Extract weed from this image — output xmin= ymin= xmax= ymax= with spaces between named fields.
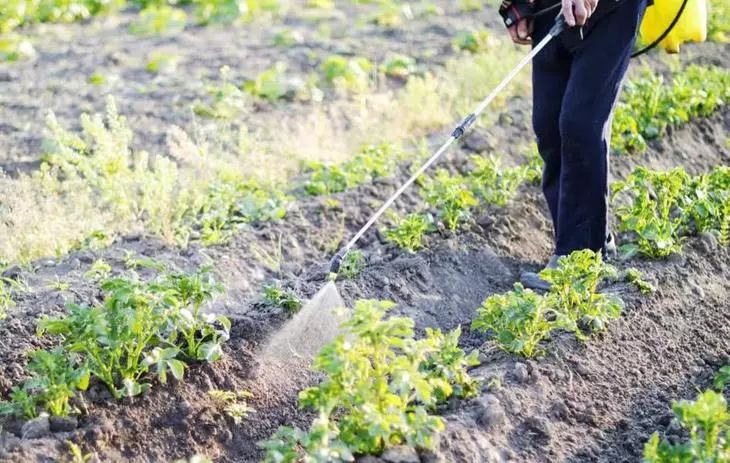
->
xmin=339 ymin=250 xmax=365 ymax=279
xmin=644 ymin=390 xmax=730 ymax=462
xmin=423 ymin=170 xmax=478 ymax=231
xmin=208 ymin=390 xmax=255 ymax=424
xmin=384 ymin=213 xmax=432 ymax=252
xmin=262 ymin=283 xmax=302 ymax=313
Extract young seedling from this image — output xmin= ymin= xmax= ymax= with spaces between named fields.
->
xmin=384 ymin=212 xmax=432 ymax=252
xmin=468 ymin=155 xmax=527 ymax=207
xmin=262 ymin=283 xmax=302 ymax=313
xmin=422 ymin=170 xmax=478 ymax=231
xmin=625 ymin=268 xmax=657 ymax=295
xmin=339 ymin=250 xmax=365 ymax=280
xmin=84 ymin=259 xmax=112 ymax=281
xmin=208 ymin=390 xmax=255 ymax=424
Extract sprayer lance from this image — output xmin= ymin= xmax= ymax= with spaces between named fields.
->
xmin=328 ymin=17 xmax=567 ymax=276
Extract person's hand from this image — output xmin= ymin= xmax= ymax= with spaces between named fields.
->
xmin=562 ymin=0 xmax=599 ymax=26
xmin=508 ymin=18 xmax=534 ymax=45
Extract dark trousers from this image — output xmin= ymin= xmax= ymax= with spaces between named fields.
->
xmin=531 ymin=0 xmax=646 ymax=256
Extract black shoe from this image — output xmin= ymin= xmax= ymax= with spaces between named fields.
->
xmin=520 ymin=255 xmax=562 ymax=291
xmin=605 ymin=232 xmax=617 ymax=258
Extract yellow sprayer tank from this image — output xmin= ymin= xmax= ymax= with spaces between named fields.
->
xmin=639 ymin=0 xmax=708 ymax=53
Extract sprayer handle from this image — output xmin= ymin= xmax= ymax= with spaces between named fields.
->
xmin=550 ymin=14 xmax=568 ymax=36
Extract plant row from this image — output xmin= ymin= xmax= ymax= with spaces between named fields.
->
xmin=0 ymin=265 xmax=229 ymax=418
xmin=261 ymin=299 xmax=481 ymax=462
xmin=383 ymin=150 xmax=543 ymax=252
xmin=612 ymin=164 xmax=730 ymax=258
xmin=612 ymin=64 xmax=729 ymax=154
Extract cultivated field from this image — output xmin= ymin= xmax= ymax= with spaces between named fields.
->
xmin=0 ymin=1 xmax=729 ymax=462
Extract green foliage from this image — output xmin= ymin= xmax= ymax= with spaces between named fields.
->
xmin=84 ymin=259 xmax=113 ymax=281
xmin=66 ymin=441 xmax=94 ymax=463
xmin=0 ymin=34 xmax=35 ymax=62
xmin=452 ymin=28 xmax=497 ymax=53
xmin=644 ymin=390 xmax=730 ymax=462
xmin=0 ymin=276 xmax=23 ymax=320
xmin=422 ymin=170 xmax=478 ymax=231
xmin=339 ymin=250 xmax=365 ymax=280
xmin=384 ymin=213 xmax=432 ymax=253
xmin=467 ymin=155 xmax=528 ymax=207
xmin=715 ymin=365 xmax=730 ymax=391
xmin=320 ymin=56 xmax=373 ymax=92
xmin=612 ymin=167 xmax=690 ymax=258
xmin=272 ymin=29 xmax=302 ymax=47
xmin=708 ymin=0 xmax=730 ymax=43
xmin=625 ymin=268 xmax=657 ymax=295
xmin=262 ymin=299 xmax=479 ymax=461
xmin=37 ymin=266 xmax=227 ymax=400
xmin=472 ymin=250 xmax=623 ymax=357
xmin=208 ymin=390 xmax=255 ymax=424
xmin=382 ymin=55 xmax=416 ymax=79
xmin=262 ymin=283 xmax=301 ymax=313
xmin=130 ymin=5 xmax=187 ymax=35
xmin=612 ymin=165 xmax=730 ymax=258
xmin=613 ymin=66 xmax=729 ymax=153
xmin=0 ymin=349 xmax=89 ymax=418
xmin=304 ymin=144 xmax=399 ymax=196
xmin=243 ymin=62 xmax=295 ymax=101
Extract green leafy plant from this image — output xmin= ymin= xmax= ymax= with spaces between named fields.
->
xmin=320 ymin=56 xmax=373 ymax=92
xmin=472 ymin=250 xmax=623 ymax=357
xmin=304 ymin=144 xmax=399 ymax=196
xmin=714 ymin=365 xmax=730 ymax=391
xmin=208 ymin=389 xmax=255 ymax=424
xmin=423 ymin=170 xmax=478 ymax=231
xmin=38 ymin=266 xmax=226 ymax=399
xmin=612 ymin=66 xmax=729 ymax=153
xmin=625 ymin=268 xmax=656 ymax=295
xmin=468 ymin=155 xmax=528 ymax=207
xmin=384 ymin=212 xmax=432 ymax=252
xmin=612 ymin=167 xmax=690 ymax=258
xmin=262 ymin=299 xmax=478 ymax=461
xmin=130 ymin=5 xmax=187 ymax=35
xmin=452 ymin=28 xmax=497 ymax=53
xmin=243 ymin=62 xmax=297 ymax=101
xmin=472 ymin=283 xmax=567 ymax=357
xmin=84 ymin=259 xmax=113 ymax=281
xmin=65 ymin=441 xmax=94 ymax=463
xmin=339 ymin=250 xmax=365 ymax=279
xmin=0 ymin=349 xmax=89 ymax=418
xmin=644 ymin=390 xmax=730 ymax=462
xmin=262 ymin=283 xmax=302 ymax=313
xmin=420 ymin=327 xmax=481 ymax=401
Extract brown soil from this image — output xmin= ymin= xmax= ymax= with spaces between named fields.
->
xmin=0 ymin=4 xmax=729 ymax=463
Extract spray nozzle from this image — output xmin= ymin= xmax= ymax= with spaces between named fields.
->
xmin=328 ymin=249 xmax=347 ymax=278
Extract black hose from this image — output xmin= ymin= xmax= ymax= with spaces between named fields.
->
xmin=631 ymin=0 xmax=691 ymax=58
xmin=533 ymin=0 xmax=691 ymax=59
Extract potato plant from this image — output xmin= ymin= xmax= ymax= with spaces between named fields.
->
xmin=612 ymin=65 xmax=729 ymax=153
xmin=262 ymin=299 xmax=479 ymax=461
xmin=384 ymin=212 xmax=432 ymax=252
xmin=467 ymin=155 xmax=528 ymax=207
xmin=422 ymin=170 xmax=478 ymax=231
xmin=304 ymin=143 xmax=399 ymax=196
xmin=262 ymin=283 xmax=302 ymax=313
xmin=472 ymin=250 xmax=623 ymax=357
xmin=31 ymin=266 xmax=227 ymax=403
xmin=339 ymin=250 xmax=365 ymax=279
xmin=644 ymin=389 xmax=730 ymax=462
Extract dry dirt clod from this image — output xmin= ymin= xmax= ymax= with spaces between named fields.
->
xmin=49 ymin=416 xmax=78 ymax=433
xmin=476 ymin=395 xmax=506 ymax=430
xmin=512 ymin=362 xmax=529 ymax=383
xmin=698 ymin=231 xmax=718 ymax=252
xmin=21 ymin=416 xmax=50 ymax=439
xmin=1 ymin=265 xmax=23 ymax=280
xmin=380 ymin=446 xmax=420 ymax=463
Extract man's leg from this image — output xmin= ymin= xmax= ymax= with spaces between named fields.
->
xmin=531 ymin=18 xmax=572 ymax=236
xmin=555 ymin=0 xmax=647 ymax=256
